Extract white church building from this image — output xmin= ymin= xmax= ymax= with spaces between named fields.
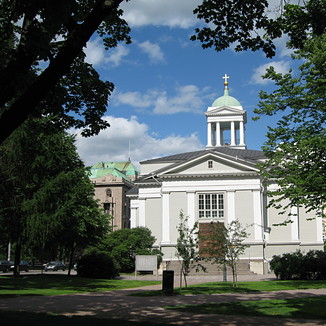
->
xmin=127 ymin=75 xmax=323 ymax=274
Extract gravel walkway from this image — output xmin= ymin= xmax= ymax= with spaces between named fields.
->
xmin=1 ymin=274 xmax=326 ymax=326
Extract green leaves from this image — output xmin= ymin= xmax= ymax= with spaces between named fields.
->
xmin=192 ymin=1 xmax=326 ymax=58
xmin=256 ymin=34 xmax=326 ymax=215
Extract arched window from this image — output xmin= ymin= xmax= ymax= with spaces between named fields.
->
xmin=106 ymin=188 xmax=112 ymax=197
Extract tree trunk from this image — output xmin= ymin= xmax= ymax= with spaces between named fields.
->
xmin=68 ymin=242 xmax=75 ymax=276
xmin=14 ymin=242 xmax=22 ymax=277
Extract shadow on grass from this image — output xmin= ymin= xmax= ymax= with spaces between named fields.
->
xmin=0 ymin=274 xmax=161 ymax=297
xmin=166 ymin=296 xmax=326 ymax=320
xmin=129 ymin=284 xmax=261 ymax=297
xmin=0 ymin=311 xmax=168 ymax=326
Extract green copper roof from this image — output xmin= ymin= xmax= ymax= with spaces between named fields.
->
xmin=89 ymin=161 xmax=139 ymax=181
xmin=212 ymin=87 xmax=241 ymax=107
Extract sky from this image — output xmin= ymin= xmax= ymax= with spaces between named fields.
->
xmin=73 ymin=0 xmax=293 ymax=169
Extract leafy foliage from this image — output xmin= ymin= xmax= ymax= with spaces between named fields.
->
xmin=94 ymin=227 xmax=162 ymax=273
xmin=270 ymin=250 xmax=326 ymax=280
xmin=0 ymin=117 xmax=108 ymax=274
xmin=77 ymin=250 xmax=119 ymax=279
xmin=192 ymin=0 xmax=326 ymax=58
xmin=255 ymin=34 xmax=326 ymax=216
xmin=176 ymin=210 xmax=204 ymax=288
xmin=0 ymin=0 xmax=131 ymax=142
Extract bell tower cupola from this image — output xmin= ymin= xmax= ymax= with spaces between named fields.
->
xmin=206 ymin=74 xmax=247 ymax=149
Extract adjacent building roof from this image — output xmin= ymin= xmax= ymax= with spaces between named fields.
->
xmin=89 ymin=161 xmax=139 ymax=181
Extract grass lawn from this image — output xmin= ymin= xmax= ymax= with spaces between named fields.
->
xmin=166 ymin=296 xmax=326 ymax=320
xmin=0 ymin=274 xmax=161 ymax=297
xmin=131 ymin=280 xmax=326 ymax=296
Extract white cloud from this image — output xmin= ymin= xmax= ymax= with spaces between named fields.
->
xmin=121 ymin=0 xmax=201 ymax=28
xmin=138 ymin=41 xmax=165 ymax=63
xmin=72 ymin=116 xmax=203 ymax=168
xmin=251 ymin=60 xmax=291 ymax=85
xmin=84 ymin=39 xmax=105 ymax=65
xmin=84 ymin=39 xmax=129 ymax=67
xmin=113 ymin=85 xmax=214 ymax=114
xmin=106 ymin=44 xmax=130 ymax=67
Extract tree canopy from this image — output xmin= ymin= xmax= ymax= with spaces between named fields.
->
xmin=256 ymin=34 xmax=326 ymax=215
xmin=0 ymin=0 xmax=130 ymax=143
xmin=0 ymin=117 xmax=109 ymax=274
xmin=191 ymin=0 xmax=326 ymax=58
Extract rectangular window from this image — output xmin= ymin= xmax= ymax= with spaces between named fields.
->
xmin=208 ymin=160 xmax=213 ymax=168
xmin=198 ymin=193 xmax=224 ymax=219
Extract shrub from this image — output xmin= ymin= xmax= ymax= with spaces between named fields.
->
xmin=270 ymin=250 xmax=326 ymax=280
xmin=97 ymin=227 xmax=163 ymax=273
xmin=77 ymin=250 xmax=119 ymax=279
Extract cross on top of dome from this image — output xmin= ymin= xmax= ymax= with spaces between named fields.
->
xmin=222 ymin=73 xmax=230 ymax=87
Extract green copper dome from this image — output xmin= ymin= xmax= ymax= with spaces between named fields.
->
xmin=212 ymin=88 xmax=241 ymax=107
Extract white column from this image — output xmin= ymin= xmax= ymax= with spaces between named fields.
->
xmin=230 ymin=121 xmax=235 ymax=146
xmin=227 ymin=191 xmax=235 ymax=224
xmin=207 ymin=122 xmax=212 ymax=147
xmin=187 ymin=191 xmax=196 ymax=229
xmin=253 ymin=190 xmax=263 ymax=241
xmin=138 ymin=198 xmax=146 ymax=227
xmin=290 ymin=206 xmax=299 ymax=241
xmin=162 ymin=192 xmax=170 ymax=243
xmin=239 ymin=121 xmax=245 ymax=146
xmin=216 ymin=122 xmax=221 ymax=147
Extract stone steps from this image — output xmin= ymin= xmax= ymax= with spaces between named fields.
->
xmin=164 ymin=260 xmax=255 ymax=276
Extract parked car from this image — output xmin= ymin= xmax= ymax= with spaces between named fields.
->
xmin=0 ymin=260 xmax=12 ymax=272
xmin=9 ymin=260 xmax=30 ymax=272
xmin=44 ymin=261 xmax=66 ymax=271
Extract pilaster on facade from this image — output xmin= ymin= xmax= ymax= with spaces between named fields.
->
xmin=227 ymin=190 xmax=236 ymax=224
xmin=290 ymin=206 xmax=299 ymax=241
xmin=253 ymin=189 xmax=263 ymax=241
xmin=130 ymin=204 xmax=138 ymax=228
xmin=138 ymin=198 xmax=146 ymax=227
xmin=186 ymin=191 xmax=196 ymax=229
xmin=161 ymin=192 xmax=170 ymax=243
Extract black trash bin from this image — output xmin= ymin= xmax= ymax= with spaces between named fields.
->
xmin=162 ymin=270 xmax=174 ymax=295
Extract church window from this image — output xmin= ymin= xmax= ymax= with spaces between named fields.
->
xmin=199 ymin=193 xmax=224 ymax=218
xmin=208 ymin=160 xmax=213 ymax=168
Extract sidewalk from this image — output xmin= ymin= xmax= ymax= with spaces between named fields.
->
xmin=1 ymin=274 xmax=326 ymax=325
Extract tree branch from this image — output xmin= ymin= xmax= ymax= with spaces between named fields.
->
xmin=0 ymin=0 xmax=124 ymax=144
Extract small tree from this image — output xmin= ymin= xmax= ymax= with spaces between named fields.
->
xmin=201 ymin=220 xmax=249 ymax=287
xmin=176 ymin=210 xmax=205 ymax=288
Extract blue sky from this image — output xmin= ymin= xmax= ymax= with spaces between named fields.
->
xmin=74 ymin=0 xmax=292 ymax=168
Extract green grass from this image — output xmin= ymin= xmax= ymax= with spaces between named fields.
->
xmin=130 ymin=280 xmax=326 ymax=296
xmin=166 ymin=296 xmax=326 ymax=320
xmin=0 ymin=274 xmax=161 ymax=297
xmin=0 ymin=311 xmax=169 ymax=326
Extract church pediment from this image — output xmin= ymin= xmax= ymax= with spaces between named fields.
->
xmin=157 ymin=151 xmax=259 ymax=178
xmin=206 ymin=106 xmax=245 ymax=116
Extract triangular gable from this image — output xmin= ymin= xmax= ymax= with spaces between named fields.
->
xmin=206 ymin=106 xmax=245 ymax=116
xmin=157 ymin=151 xmax=259 ymax=177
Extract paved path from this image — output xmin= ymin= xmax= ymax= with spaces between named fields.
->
xmin=1 ymin=274 xmax=326 ymax=325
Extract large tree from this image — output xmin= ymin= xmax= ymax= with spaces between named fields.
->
xmin=0 ymin=117 xmax=109 ymax=275
xmin=255 ymin=34 xmax=326 ymax=215
xmin=0 ymin=0 xmax=130 ymax=143
xmin=192 ymin=0 xmax=326 ymax=215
